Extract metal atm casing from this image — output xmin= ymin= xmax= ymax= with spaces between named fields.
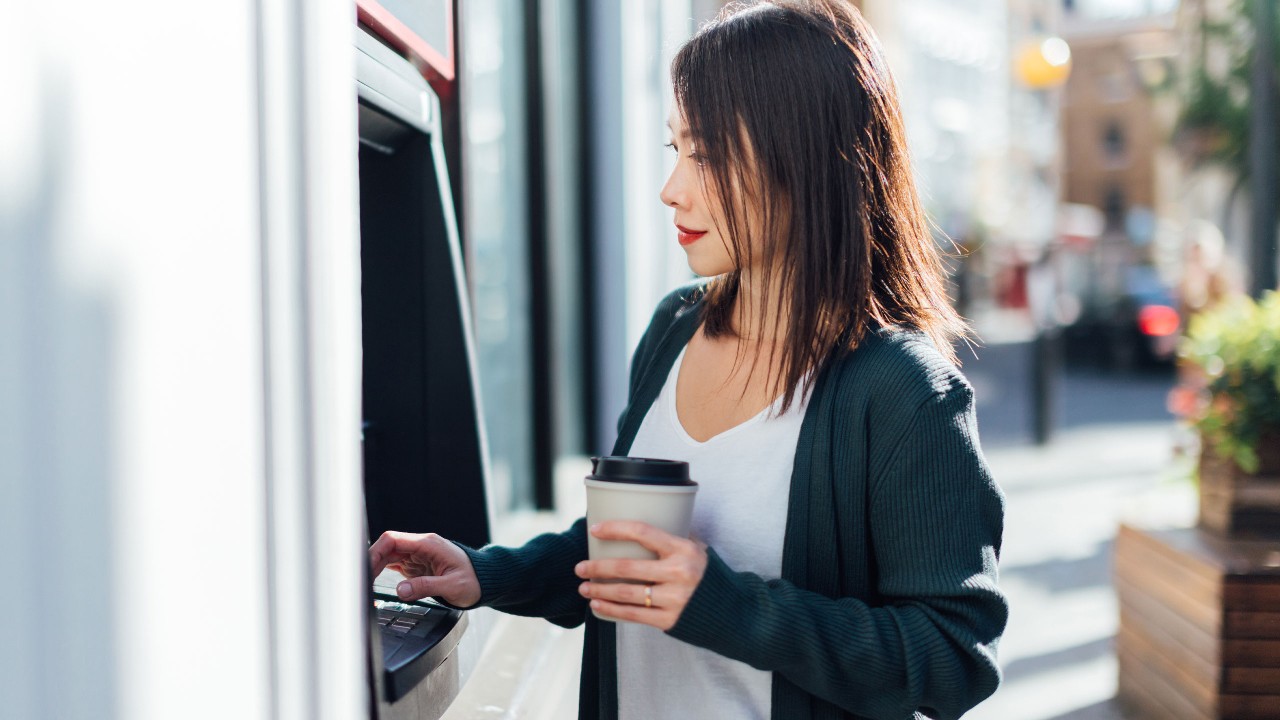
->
xmin=355 ymin=17 xmax=490 ymax=720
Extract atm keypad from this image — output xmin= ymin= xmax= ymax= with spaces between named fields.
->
xmin=374 ymin=599 xmax=441 ymax=635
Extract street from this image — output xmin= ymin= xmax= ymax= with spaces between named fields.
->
xmin=968 ymin=363 xmax=1193 ymax=719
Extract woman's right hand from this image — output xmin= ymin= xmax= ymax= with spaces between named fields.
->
xmin=369 ymin=531 xmax=482 ymax=608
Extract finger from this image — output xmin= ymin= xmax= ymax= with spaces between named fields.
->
xmin=369 ymin=531 xmax=422 ymax=576
xmin=588 ymin=598 xmax=668 ymax=628
xmin=400 ymin=562 xmax=429 ymax=577
xmin=371 ymin=530 xmax=449 ymax=578
xmin=395 ymin=574 xmax=447 ymax=602
xmin=590 ymin=521 xmax=683 ymax=557
xmin=371 ymin=548 xmax=400 ymax=578
xmin=575 ymin=558 xmax=666 ymax=583
xmin=579 ymin=581 xmax=660 ymax=607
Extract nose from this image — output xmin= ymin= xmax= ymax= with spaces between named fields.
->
xmin=660 ymin=164 xmax=686 ymax=210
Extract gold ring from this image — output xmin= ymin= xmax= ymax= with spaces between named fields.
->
xmin=644 ymin=585 xmax=653 ymax=608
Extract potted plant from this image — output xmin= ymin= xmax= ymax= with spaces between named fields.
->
xmin=1177 ymin=291 xmax=1280 ymax=536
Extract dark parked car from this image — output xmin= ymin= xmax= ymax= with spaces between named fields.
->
xmin=1065 ymin=265 xmax=1180 ymax=370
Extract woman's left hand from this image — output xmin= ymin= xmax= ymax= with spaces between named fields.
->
xmin=575 ymin=521 xmax=708 ymax=631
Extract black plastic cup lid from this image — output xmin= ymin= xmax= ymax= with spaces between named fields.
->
xmin=588 ymin=456 xmax=695 ymax=486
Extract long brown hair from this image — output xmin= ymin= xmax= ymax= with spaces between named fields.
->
xmin=671 ymin=0 xmax=968 ymax=412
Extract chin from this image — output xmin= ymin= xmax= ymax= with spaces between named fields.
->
xmin=686 ymin=257 xmax=735 ymax=278
xmin=683 ymin=243 xmax=735 ymax=278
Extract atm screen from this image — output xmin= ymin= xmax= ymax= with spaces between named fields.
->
xmin=358 ymin=121 xmax=490 ymax=548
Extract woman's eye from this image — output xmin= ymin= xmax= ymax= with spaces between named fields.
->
xmin=665 ymin=142 xmax=707 ymax=167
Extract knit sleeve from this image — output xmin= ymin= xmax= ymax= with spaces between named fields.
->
xmin=451 ymin=518 xmax=591 ymax=629
xmin=665 ymin=383 xmax=1008 ymax=720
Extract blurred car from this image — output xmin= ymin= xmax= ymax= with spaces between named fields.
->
xmin=1065 ymin=265 xmax=1180 ymax=370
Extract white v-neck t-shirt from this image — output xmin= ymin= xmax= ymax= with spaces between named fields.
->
xmin=616 ymin=346 xmax=808 ymax=720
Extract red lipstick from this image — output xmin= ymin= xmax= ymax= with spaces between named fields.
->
xmin=676 ymin=225 xmax=707 ymax=246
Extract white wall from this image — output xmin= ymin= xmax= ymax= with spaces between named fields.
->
xmin=0 ymin=1 xmax=365 ymax=718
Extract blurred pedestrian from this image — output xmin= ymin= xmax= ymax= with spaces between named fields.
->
xmin=1178 ymin=220 xmax=1239 ymax=320
xmin=371 ymin=2 xmax=1007 ymax=718
xmin=1168 ymin=220 xmax=1242 ymax=424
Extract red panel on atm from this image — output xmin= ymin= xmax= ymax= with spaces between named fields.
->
xmin=357 ymin=0 xmax=454 ymax=89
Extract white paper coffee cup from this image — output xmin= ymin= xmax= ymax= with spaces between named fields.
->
xmin=583 ymin=456 xmax=698 ymax=621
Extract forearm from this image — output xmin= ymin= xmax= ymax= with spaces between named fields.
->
xmin=455 ymin=517 xmax=591 ymax=628
xmin=667 ymin=550 xmax=1004 ymax=719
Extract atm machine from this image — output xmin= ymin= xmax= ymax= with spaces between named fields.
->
xmin=353 ymin=5 xmax=492 ymax=718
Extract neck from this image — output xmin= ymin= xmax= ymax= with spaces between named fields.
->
xmin=731 ymin=269 xmax=788 ymax=342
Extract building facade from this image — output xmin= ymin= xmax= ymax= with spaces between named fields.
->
xmin=1059 ymin=8 xmax=1180 ymax=316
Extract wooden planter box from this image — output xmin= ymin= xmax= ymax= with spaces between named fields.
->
xmin=1115 ymin=525 xmax=1280 ymax=719
xmin=1199 ymin=433 xmax=1280 ymax=538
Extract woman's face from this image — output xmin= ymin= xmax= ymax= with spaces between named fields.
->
xmin=661 ymin=108 xmax=737 ymax=277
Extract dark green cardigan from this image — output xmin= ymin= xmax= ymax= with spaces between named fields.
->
xmin=457 ymin=284 xmax=1008 ymax=720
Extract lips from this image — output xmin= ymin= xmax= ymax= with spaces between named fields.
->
xmin=676 ymin=224 xmax=707 ymax=246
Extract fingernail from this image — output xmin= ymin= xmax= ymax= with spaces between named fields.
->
xmin=579 ymin=582 xmax=591 ymax=596
xmin=590 ymin=600 xmax=601 ymax=609
xmin=590 ymin=523 xmax=601 ymax=534
xmin=397 ymin=581 xmax=412 ymax=598
xmin=575 ymin=562 xmax=586 ymax=575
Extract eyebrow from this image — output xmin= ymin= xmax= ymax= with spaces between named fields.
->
xmin=665 ymin=120 xmax=691 ymax=139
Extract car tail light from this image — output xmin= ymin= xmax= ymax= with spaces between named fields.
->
xmin=1138 ymin=305 xmax=1179 ymax=336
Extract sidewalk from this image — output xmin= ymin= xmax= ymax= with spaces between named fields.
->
xmin=968 ymin=420 xmax=1195 ymax=720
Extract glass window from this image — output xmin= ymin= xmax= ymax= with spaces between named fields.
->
xmin=619 ymin=0 xmax=697 ymax=356
xmin=461 ymin=1 xmax=533 ymax=512
xmin=539 ymin=0 xmax=588 ymax=458
xmin=1102 ymin=120 xmax=1127 ymax=163
xmin=587 ymin=0 xmax=696 ymax=452
xmin=1104 ymin=186 xmax=1126 ymax=230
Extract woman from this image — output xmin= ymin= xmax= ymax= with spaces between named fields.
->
xmin=369 ymin=2 xmax=1007 ymax=718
